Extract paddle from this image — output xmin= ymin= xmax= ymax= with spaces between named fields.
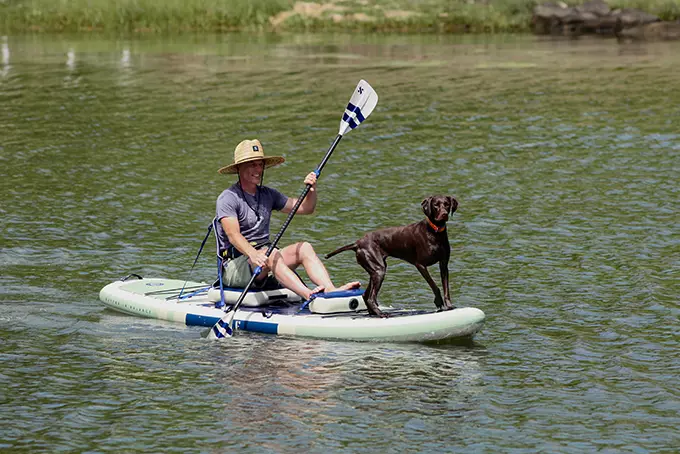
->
xmin=207 ymin=79 xmax=379 ymax=340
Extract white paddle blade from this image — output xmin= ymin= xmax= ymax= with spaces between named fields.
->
xmin=206 ymin=314 xmax=234 ymax=340
xmin=338 ymin=79 xmax=379 ymax=136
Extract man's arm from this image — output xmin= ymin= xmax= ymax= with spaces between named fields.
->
xmin=281 ymin=172 xmax=317 ymax=214
xmin=220 ymin=217 xmax=268 ymax=268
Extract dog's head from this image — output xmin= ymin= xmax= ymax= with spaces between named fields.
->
xmin=421 ymin=195 xmax=458 ymax=223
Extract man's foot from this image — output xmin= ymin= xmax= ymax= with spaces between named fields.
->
xmin=329 ymin=281 xmax=361 ymax=292
xmin=306 ymin=285 xmax=325 ymax=300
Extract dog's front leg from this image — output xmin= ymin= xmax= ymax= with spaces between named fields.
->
xmin=416 ymin=264 xmax=445 ymax=310
xmin=439 ymin=260 xmax=453 ymax=310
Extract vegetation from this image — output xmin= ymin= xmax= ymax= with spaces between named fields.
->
xmin=1 ymin=0 xmax=679 ymax=34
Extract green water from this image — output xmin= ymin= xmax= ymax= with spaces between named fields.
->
xmin=1 ymin=33 xmax=679 ymax=452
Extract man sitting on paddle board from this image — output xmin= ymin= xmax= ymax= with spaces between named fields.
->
xmin=216 ymin=139 xmax=360 ymax=300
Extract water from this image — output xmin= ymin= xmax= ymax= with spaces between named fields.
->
xmin=1 ymin=33 xmax=679 ymax=452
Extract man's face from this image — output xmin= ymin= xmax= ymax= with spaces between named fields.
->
xmin=238 ymin=159 xmax=265 ymax=185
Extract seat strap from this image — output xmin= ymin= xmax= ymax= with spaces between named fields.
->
xmin=177 ymin=221 xmax=214 ymax=300
xmin=213 ymin=217 xmax=228 ymax=309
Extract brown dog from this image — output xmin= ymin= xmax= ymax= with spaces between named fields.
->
xmin=325 ymin=195 xmax=458 ymax=317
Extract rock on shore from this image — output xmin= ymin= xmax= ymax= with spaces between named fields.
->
xmin=532 ymin=0 xmax=679 ymax=40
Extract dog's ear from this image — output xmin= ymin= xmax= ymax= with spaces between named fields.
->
xmin=448 ymin=196 xmax=458 ymax=215
xmin=421 ymin=197 xmax=433 ymax=219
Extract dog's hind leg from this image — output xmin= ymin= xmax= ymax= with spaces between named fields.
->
xmin=415 ymin=264 xmax=445 ymax=311
xmin=356 ymin=249 xmax=388 ymax=318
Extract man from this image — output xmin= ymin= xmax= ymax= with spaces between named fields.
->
xmin=216 ymin=139 xmax=360 ymax=300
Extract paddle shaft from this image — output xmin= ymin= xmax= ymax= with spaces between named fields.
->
xmin=224 ymin=133 xmax=344 ymax=325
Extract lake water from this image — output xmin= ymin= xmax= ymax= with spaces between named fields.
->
xmin=1 ymin=33 xmax=679 ymax=452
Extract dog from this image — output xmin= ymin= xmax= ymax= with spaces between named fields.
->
xmin=325 ymin=195 xmax=458 ymax=317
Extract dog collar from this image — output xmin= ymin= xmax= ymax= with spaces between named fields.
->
xmin=426 ymin=218 xmax=446 ymax=233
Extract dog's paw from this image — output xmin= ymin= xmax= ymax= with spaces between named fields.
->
xmin=370 ymin=310 xmax=389 ymax=318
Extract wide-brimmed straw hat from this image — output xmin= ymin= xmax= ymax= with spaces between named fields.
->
xmin=218 ymin=139 xmax=285 ymax=175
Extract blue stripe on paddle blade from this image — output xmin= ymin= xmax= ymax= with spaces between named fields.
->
xmin=342 ymin=112 xmax=358 ymax=129
xmin=346 ymin=102 xmax=366 ymax=123
xmin=343 ymin=103 xmax=365 ymax=128
xmin=212 ymin=318 xmax=234 ymax=338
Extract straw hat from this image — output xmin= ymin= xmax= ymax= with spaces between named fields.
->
xmin=218 ymin=139 xmax=285 ymax=175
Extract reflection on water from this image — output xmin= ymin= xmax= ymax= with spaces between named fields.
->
xmin=1 ymin=33 xmax=679 ymax=452
xmin=66 ymin=47 xmax=75 ymax=70
xmin=202 ymin=336 xmax=485 ymax=450
xmin=121 ymin=48 xmax=131 ymax=69
xmin=1 ymin=36 xmax=9 ymax=77
xmin=3 ymin=33 xmax=680 ymax=75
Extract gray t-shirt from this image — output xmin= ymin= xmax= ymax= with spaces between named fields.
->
xmin=215 ymin=183 xmax=288 ymax=256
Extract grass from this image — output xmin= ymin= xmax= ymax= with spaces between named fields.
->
xmin=0 ymin=0 xmax=293 ymax=33
xmin=1 ymin=0 xmax=679 ymax=34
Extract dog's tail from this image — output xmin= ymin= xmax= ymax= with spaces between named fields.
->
xmin=325 ymin=243 xmax=357 ymax=259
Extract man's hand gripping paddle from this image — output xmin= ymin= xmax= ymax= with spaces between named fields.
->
xmin=207 ymin=80 xmax=379 ymax=340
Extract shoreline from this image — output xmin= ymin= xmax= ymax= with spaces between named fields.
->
xmin=2 ymin=0 xmax=679 ymax=35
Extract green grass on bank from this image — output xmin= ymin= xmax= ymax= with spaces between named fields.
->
xmin=1 ymin=0 xmax=679 ymax=34
xmin=0 ymin=0 xmax=292 ymax=33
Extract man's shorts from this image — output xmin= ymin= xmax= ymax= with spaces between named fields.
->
xmin=222 ymin=255 xmax=278 ymax=289
xmin=222 ymin=255 xmax=255 ymax=289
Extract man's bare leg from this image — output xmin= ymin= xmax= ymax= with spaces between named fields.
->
xmin=255 ymin=249 xmax=322 ymax=300
xmin=279 ymin=242 xmax=360 ymax=292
